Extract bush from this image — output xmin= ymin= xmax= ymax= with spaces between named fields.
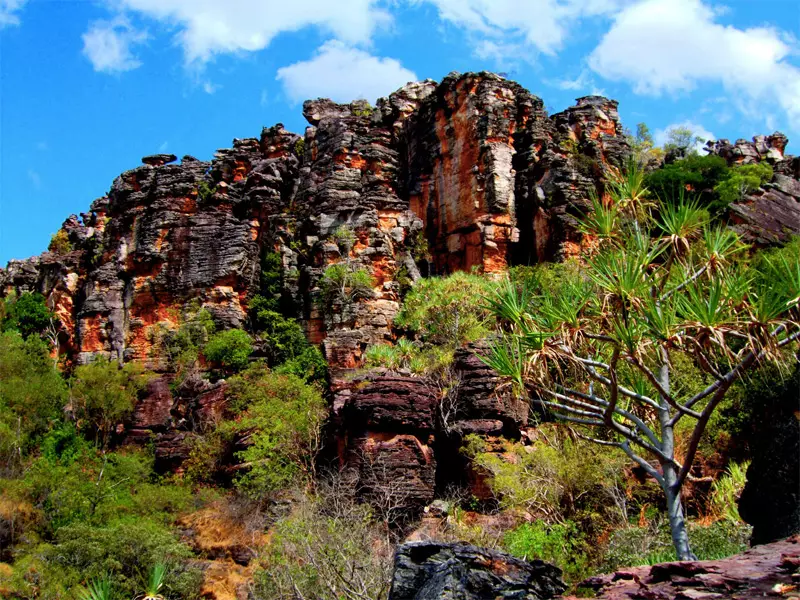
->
xmin=70 ymin=358 xmax=149 ymax=446
xmin=225 ymin=364 xmax=327 ymax=496
xmin=253 ymin=480 xmax=392 ymax=600
xmin=503 ymin=520 xmax=591 ymax=583
xmin=274 ymin=345 xmax=328 ymax=386
xmin=644 ymin=154 xmax=730 ymax=214
xmin=714 ymin=163 xmax=773 ymax=208
xmin=1 ymin=292 xmax=54 ymax=339
xmin=602 ymin=520 xmax=751 ymax=570
xmin=0 ymin=332 xmax=67 ymax=464
xmin=248 ymin=300 xmax=308 ymax=364
xmin=465 ymin=427 xmax=628 ymax=524
xmin=48 ymin=230 xmax=73 ymax=255
xmin=394 ymin=271 xmax=494 ymax=346
xmin=318 ymin=263 xmax=374 ymax=307
xmin=709 ymin=461 xmax=749 ymax=523
xmin=203 ymin=329 xmax=253 ymax=373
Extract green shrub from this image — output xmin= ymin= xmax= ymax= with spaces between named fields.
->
xmin=225 ymin=364 xmax=327 ymax=496
xmin=714 ymin=163 xmax=773 ymax=208
xmin=0 ymin=332 xmax=67 ymax=462
xmin=394 ymin=271 xmax=494 ymax=346
xmin=644 ymin=154 xmax=730 ymax=214
xmin=503 ymin=520 xmax=591 ymax=583
xmin=602 ymin=520 xmax=751 ymax=570
xmin=253 ymin=487 xmax=391 ymax=600
xmin=318 ymin=263 xmax=374 ymax=307
xmin=465 ymin=427 xmax=628 ymax=524
xmin=196 ymin=180 xmax=216 ymax=203
xmin=274 ymin=345 xmax=328 ymax=386
xmin=50 ymin=517 xmax=202 ymax=598
xmin=70 ymin=358 xmax=149 ymax=446
xmin=709 ymin=461 xmax=750 ymax=523
xmin=248 ymin=301 xmax=308 ymax=363
xmin=2 ymin=292 xmax=54 ymax=339
xmin=203 ymin=329 xmax=253 ymax=373
xmin=48 ymin=229 xmax=73 ymax=255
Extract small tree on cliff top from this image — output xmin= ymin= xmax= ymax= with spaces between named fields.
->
xmin=483 ymin=160 xmax=800 ymax=560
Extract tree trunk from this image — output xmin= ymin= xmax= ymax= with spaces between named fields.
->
xmin=663 ymin=462 xmax=697 ymax=561
xmin=656 ymin=352 xmax=697 ymax=561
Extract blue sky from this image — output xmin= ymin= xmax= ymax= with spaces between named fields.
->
xmin=1 ymin=0 xmax=799 ymax=264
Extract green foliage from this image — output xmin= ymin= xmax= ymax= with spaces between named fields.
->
xmin=645 ymin=154 xmax=730 ymax=213
xmin=253 ymin=486 xmax=391 ymax=600
xmin=2 ymin=292 xmax=54 ymax=339
xmin=48 ymin=229 xmax=74 ymax=255
xmin=293 ymin=137 xmax=305 ymax=157
xmin=503 ymin=520 xmax=591 ymax=583
xmin=274 ymin=345 xmax=328 ymax=386
xmin=142 ymin=562 xmax=168 ymax=600
xmin=318 ymin=263 xmax=374 ymax=307
xmin=363 ymin=340 xmax=454 ymax=376
xmin=70 ymin=358 xmax=149 ymax=445
xmin=395 ymin=271 xmax=493 ymax=346
xmin=0 ymin=332 xmax=67 ymax=464
xmin=0 ymin=446 xmax=201 ymax=599
xmin=602 ymin=521 xmax=751 ymax=570
xmin=249 ymin=300 xmax=307 ymax=362
xmin=465 ymin=428 xmax=628 ymax=525
xmin=203 ymin=329 xmax=253 ymax=373
xmin=153 ymin=305 xmax=215 ymax=377
xmin=258 ymin=251 xmax=284 ymax=313
xmin=330 ymin=225 xmax=357 ymax=253
xmin=76 ymin=575 xmax=114 ymax=600
xmin=224 ymin=363 xmax=327 ymax=496
xmin=714 ymin=162 xmax=773 ymax=207
xmin=662 ymin=126 xmax=704 ymax=154
xmin=350 ymin=100 xmax=374 ymax=118
xmin=710 ymin=461 xmax=750 ymax=523
xmin=196 ymin=180 xmax=216 ymax=203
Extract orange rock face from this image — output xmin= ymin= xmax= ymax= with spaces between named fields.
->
xmin=0 ymin=73 xmax=633 ymax=373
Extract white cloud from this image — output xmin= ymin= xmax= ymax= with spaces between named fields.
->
xmin=589 ymin=0 xmax=800 ymax=129
xmin=108 ymin=0 xmax=391 ymax=64
xmin=0 ymin=0 xmax=27 ymax=28
xmin=202 ymin=81 xmax=219 ymax=94
xmin=654 ymin=121 xmax=715 ymax=153
xmin=276 ymin=40 xmax=416 ymax=104
xmin=82 ymin=17 xmax=147 ymax=73
xmin=419 ymin=0 xmax=626 ymax=58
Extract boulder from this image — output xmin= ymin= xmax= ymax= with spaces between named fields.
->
xmin=389 ymin=541 xmax=566 ymax=600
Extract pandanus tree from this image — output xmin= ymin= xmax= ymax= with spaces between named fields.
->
xmin=484 ymin=160 xmax=800 ymax=560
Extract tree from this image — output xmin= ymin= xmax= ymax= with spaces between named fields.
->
xmin=202 ymin=329 xmax=253 ymax=373
xmin=663 ymin=126 xmax=704 ymax=155
xmin=2 ymin=291 xmax=54 ymax=339
xmin=70 ymin=358 xmax=149 ymax=446
xmin=484 ymin=161 xmax=800 ymax=560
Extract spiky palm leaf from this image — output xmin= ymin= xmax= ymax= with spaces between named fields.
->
xmin=77 ymin=576 xmax=113 ymax=600
xmin=484 ymin=277 xmax=533 ymax=325
xmin=578 ymin=192 xmax=620 ymax=240
xmin=702 ymin=226 xmax=743 ymax=270
xmin=656 ymin=192 xmax=708 ymax=257
xmin=141 ymin=563 xmax=167 ymax=600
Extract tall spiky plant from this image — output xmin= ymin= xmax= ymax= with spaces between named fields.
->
xmin=139 ymin=563 xmax=167 ymax=600
xmin=77 ymin=575 xmax=114 ymax=600
xmin=483 ymin=164 xmax=800 ymax=560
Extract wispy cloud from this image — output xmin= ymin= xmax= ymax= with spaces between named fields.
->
xmin=82 ymin=16 xmax=147 ymax=73
xmin=0 ymin=0 xmax=27 ymax=29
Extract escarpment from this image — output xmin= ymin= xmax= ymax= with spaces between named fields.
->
xmin=3 ymin=71 xmax=800 ymax=509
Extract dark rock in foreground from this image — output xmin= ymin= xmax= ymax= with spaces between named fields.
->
xmin=389 ymin=541 xmax=566 ymax=600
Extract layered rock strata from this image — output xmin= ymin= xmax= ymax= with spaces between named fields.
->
xmin=1 ymin=72 xmax=632 ymax=373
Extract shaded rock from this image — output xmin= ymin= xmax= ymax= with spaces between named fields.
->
xmin=389 ymin=541 xmax=566 ymax=600
xmin=142 ymin=153 xmax=178 ymax=166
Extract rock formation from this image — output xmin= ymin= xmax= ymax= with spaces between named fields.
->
xmin=389 ymin=541 xmax=567 ymax=600
xmin=571 ymin=534 xmax=800 ymax=600
xmin=2 ymin=71 xmax=799 ymax=503
xmin=0 ymin=72 xmax=632 ymax=374
xmin=705 ymin=133 xmax=800 ymax=244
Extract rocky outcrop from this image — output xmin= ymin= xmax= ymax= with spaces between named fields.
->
xmin=0 ymin=72 xmax=631 ymax=374
xmin=705 ymin=133 xmax=800 ymax=245
xmin=573 ymin=535 xmax=800 ymax=600
xmin=389 ymin=541 xmax=566 ymax=600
